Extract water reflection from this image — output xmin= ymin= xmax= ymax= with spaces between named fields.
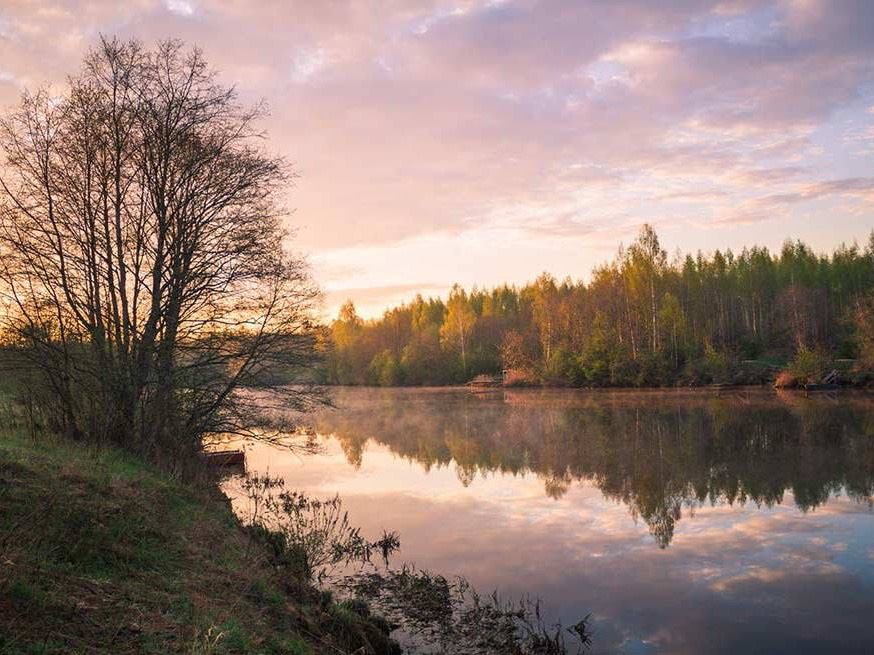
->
xmin=307 ymin=388 xmax=874 ymax=548
xmin=240 ymin=388 xmax=874 ymax=654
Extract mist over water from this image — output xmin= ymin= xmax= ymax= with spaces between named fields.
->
xmin=241 ymin=388 xmax=874 ymax=655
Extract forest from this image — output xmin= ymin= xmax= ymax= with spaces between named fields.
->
xmin=325 ymin=225 xmax=874 ymax=387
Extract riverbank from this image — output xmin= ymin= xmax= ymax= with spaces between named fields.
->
xmin=0 ymin=431 xmax=399 ymax=654
xmin=325 ymin=373 xmax=874 ymax=392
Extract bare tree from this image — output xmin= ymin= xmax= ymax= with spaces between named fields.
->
xmin=0 ymin=37 xmax=322 ymax=465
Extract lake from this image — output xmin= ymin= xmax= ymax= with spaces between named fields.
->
xmin=236 ymin=387 xmax=874 ymax=654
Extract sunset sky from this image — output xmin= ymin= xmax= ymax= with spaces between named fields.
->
xmin=1 ymin=0 xmax=873 ymax=318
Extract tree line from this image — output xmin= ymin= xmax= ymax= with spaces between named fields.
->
xmin=325 ymin=226 xmax=874 ymax=387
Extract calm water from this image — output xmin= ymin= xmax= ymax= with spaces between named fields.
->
xmin=239 ymin=387 xmax=874 ymax=655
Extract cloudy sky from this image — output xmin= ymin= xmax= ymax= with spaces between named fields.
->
xmin=1 ymin=1 xmax=873 ymax=318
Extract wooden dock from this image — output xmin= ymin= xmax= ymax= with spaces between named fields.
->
xmin=201 ymin=449 xmax=246 ymax=468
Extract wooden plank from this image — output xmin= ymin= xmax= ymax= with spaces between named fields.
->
xmin=202 ymin=449 xmax=245 ymax=467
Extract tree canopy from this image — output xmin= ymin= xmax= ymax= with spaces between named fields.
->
xmin=326 ymin=226 xmax=874 ymax=387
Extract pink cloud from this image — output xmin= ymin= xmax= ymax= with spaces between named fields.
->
xmin=1 ymin=0 xmax=873 ymax=316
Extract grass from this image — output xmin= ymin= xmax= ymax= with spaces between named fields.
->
xmin=0 ymin=428 xmax=398 ymax=654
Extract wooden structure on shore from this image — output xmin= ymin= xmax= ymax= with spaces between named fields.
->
xmin=776 ymin=368 xmax=846 ymax=393
xmin=201 ymin=449 xmax=246 ymax=468
xmin=803 ymin=383 xmax=841 ymax=393
xmin=466 ymin=374 xmax=502 ymax=391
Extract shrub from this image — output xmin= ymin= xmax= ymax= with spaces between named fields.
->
xmin=788 ymin=346 xmax=830 ymax=384
xmin=239 ymin=475 xmax=400 ymax=582
xmin=774 ymin=370 xmax=799 ymax=388
xmin=343 ymin=565 xmax=592 ymax=655
xmin=703 ymin=344 xmax=731 ymax=383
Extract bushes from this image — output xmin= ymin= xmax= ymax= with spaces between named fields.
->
xmin=772 ymin=346 xmax=833 ymax=387
xmin=788 ymin=346 xmax=831 ymax=384
xmin=703 ymin=344 xmax=731 ymax=383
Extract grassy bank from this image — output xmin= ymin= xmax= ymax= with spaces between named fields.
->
xmin=0 ymin=430 xmax=398 ymax=655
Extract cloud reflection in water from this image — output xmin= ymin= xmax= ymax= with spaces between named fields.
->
xmin=241 ymin=388 xmax=874 ymax=654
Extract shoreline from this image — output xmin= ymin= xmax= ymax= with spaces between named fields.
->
xmin=320 ymin=382 xmax=874 ymax=393
xmin=0 ymin=430 xmax=401 ymax=654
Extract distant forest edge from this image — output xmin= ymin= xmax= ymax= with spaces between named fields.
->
xmin=323 ymin=225 xmax=874 ymax=388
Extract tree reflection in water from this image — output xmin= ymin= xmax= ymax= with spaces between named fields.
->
xmin=306 ymin=389 xmax=874 ymax=548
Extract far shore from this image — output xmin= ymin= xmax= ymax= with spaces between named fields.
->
xmin=320 ymin=383 xmax=874 ymax=393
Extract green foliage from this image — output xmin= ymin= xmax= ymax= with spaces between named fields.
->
xmin=220 ymin=619 xmax=252 ymax=652
xmin=264 ymin=635 xmax=312 ymax=655
xmin=369 ymin=350 xmax=402 ymax=386
xmin=400 ymin=327 xmax=444 ymax=385
xmin=788 ymin=346 xmax=831 ymax=383
xmin=248 ymin=578 xmax=287 ymax=608
xmin=543 ymin=347 xmax=584 ymax=386
xmin=579 ymin=312 xmax=635 ymax=385
xmin=703 ymin=343 xmax=731 ymax=383
xmin=739 ymin=337 xmax=763 ymax=360
xmin=7 ymin=578 xmax=38 ymax=603
xmin=636 ymin=351 xmax=671 ymax=387
xmin=325 ymin=226 xmax=874 ymax=387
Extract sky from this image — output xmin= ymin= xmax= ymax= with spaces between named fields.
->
xmin=1 ymin=1 xmax=873 ymax=319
